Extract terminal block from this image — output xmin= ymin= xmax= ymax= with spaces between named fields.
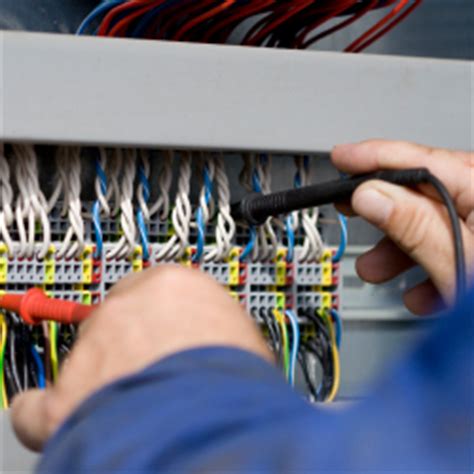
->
xmin=295 ymin=291 xmax=333 ymax=313
xmin=293 ymin=249 xmax=333 ymax=286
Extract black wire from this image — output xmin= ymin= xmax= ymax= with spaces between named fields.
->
xmin=8 ymin=329 xmax=22 ymax=394
xmin=425 ymin=174 xmax=466 ymax=301
xmin=257 ymin=308 xmax=279 ymax=354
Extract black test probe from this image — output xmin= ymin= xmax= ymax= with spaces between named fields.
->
xmin=231 ymin=168 xmax=466 ymax=301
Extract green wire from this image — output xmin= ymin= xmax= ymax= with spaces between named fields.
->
xmin=0 ymin=318 xmax=7 ymax=409
xmin=273 ymin=310 xmax=290 ymax=380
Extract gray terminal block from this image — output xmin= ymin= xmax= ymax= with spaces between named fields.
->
xmin=102 ymin=259 xmax=134 ymax=284
xmin=246 ymin=263 xmax=278 ymax=285
xmin=199 ymin=262 xmax=232 ymax=285
xmin=7 ymin=258 xmax=47 ymax=284
xmin=247 ymin=292 xmax=281 ymax=313
xmin=295 ymin=292 xmax=327 ymax=311
xmin=53 ymin=258 xmax=84 ymax=284
xmin=293 ymin=263 xmax=325 ymax=285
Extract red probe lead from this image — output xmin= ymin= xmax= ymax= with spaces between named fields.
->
xmin=0 ymin=289 xmax=96 ymax=325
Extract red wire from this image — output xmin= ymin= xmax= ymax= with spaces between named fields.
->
xmin=245 ymin=0 xmax=314 ymax=47
xmin=108 ymin=1 xmax=165 ymax=37
xmin=173 ymin=0 xmax=237 ymax=42
xmin=344 ymin=0 xmax=410 ymax=52
xmin=201 ymin=0 xmax=275 ymax=44
xmin=351 ymin=0 xmax=422 ymax=52
xmin=152 ymin=0 xmax=206 ymax=40
xmin=97 ymin=1 xmax=147 ymax=36
xmin=294 ymin=0 xmax=359 ymax=49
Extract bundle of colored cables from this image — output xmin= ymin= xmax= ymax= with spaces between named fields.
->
xmin=0 ymin=312 xmax=72 ymax=408
xmin=77 ymin=0 xmax=421 ymax=52
xmin=255 ymin=307 xmax=341 ymax=402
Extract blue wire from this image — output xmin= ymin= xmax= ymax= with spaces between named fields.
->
xmin=239 ymin=226 xmax=256 ymax=262
xmin=285 ymin=215 xmax=295 ymax=263
xmin=332 ymin=213 xmax=348 ymax=263
xmin=240 ymin=157 xmax=265 ymax=262
xmin=30 ymin=345 xmax=46 ymax=390
xmin=137 ymin=161 xmax=151 ymax=261
xmin=285 ymin=309 xmax=300 ymax=387
xmin=193 ymin=165 xmax=213 ymax=263
xmin=76 ymin=0 xmax=125 ymax=35
xmin=330 ymin=309 xmax=343 ymax=349
xmin=92 ymin=157 xmax=107 ymax=259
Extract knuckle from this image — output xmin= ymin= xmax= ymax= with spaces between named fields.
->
xmin=43 ymin=393 xmax=65 ymax=437
xmin=388 ymin=204 xmax=432 ymax=256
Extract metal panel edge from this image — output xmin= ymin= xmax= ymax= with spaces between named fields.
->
xmin=2 ymin=31 xmax=472 ymax=152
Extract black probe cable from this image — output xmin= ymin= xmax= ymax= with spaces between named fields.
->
xmin=232 ymin=168 xmax=466 ymax=302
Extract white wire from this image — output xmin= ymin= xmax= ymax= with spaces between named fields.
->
xmin=136 ymin=149 xmax=151 ymax=222
xmin=106 ymin=149 xmax=137 ymax=260
xmin=148 ymin=150 xmax=173 ymax=219
xmin=106 ymin=149 xmax=123 ymax=218
xmin=55 ymin=147 xmax=85 ymax=259
xmin=252 ymin=155 xmax=277 ymax=262
xmin=295 ymin=156 xmax=324 ymax=262
xmin=12 ymin=145 xmax=51 ymax=259
xmin=95 ymin=147 xmax=111 ymax=217
xmin=155 ymin=152 xmax=192 ymax=261
xmin=204 ymin=154 xmax=236 ymax=262
xmin=0 ymin=145 xmax=14 ymax=255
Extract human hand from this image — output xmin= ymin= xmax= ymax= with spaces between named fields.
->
xmin=10 ymin=265 xmax=271 ymax=451
xmin=332 ymin=140 xmax=474 ymax=315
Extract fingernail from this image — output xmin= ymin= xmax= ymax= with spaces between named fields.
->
xmin=333 ymin=143 xmax=355 ymax=154
xmin=352 ymin=188 xmax=394 ymax=226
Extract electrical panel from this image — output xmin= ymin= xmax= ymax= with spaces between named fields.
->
xmin=0 ymin=145 xmax=343 ymax=407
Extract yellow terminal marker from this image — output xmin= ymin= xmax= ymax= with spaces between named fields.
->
xmin=131 ymin=246 xmax=143 ymax=273
xmin=81 ymin=245 xmax=93 ymax=283
xmin=0 ymin=244 xmax=8 ymax=284
xmin=44 ymin=245 xmax=56 ymax=285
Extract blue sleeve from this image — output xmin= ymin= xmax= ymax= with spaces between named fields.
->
xmin=37 ymin=291 xmax=473 ymax=473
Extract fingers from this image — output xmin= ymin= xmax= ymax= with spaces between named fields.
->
xmin=10 ymin=390 xmax=54 ymax=452
xmin=356 ymin=237 xmax=415 ymax=283
xmin=403 ymin=280 xmax=445 ymax=316
xmin=351 ymin=179 xmax=473 ymax=302
xmin=332 ymin=140 xmax=474 ymax=218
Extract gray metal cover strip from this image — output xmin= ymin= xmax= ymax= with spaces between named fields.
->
xmin=1 ymin=31 xmax=472 ymax=152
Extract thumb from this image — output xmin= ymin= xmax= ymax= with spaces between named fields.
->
xmin=10 ymin=389 xmax=55 ymax=452
xmin=351 ymin=180 xmax=465 ymax=302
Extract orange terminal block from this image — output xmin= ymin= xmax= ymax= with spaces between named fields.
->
xmin=0 ymin=288 xmax=97 ymax=325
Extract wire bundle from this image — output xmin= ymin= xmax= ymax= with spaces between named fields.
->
xmin=254 ymin=307 xmax=342 ymax=402
xmin=0 ymin=311 xmax=71 ymax=409
xmin=77 ymin=0 xmax=421 ymax=52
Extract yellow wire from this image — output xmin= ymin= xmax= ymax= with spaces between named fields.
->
xmin=0 ymin=313 xmax=8 ymax=409
xmin=272 ymin=309 xmax=290 ymax=379
xmin=49 ymin=322 xmax=59 ymax=383
xmin=322 ymin=312 xmax=340 ymax=403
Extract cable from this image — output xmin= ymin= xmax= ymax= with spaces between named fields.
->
xmin=425 ymin=174 xmax=466 ymax=301
xmin=49 ymin=322 xmax=59 ymax=383
xmin=285 ymin=309 xmax=300 ymax=387
xmin=285 ymin=215 xmax=295 ymax=263
xmin=8 ymin=328 xmax=22 ymax=394
xmin=330 ymin=309 xmax=343 ymax=349
xmin=257 ymin=308 xmax=279 ymax=354
xmin=273 ymin=309 xmax=290 ymax=380
xmin=332 ymin=213 xmax=348 ymax=263
xmin=0 ymin=314 xmax=8 ymax=408
xmin=136 ymin=150 xmax=151 ymax=261
xmin=30 ymin=344 xmax=46 ymax=390
xmin=76 ymin=0 xmax=125 ymax=35
xmin=321 ymin=311 xmax=340 ymax=402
